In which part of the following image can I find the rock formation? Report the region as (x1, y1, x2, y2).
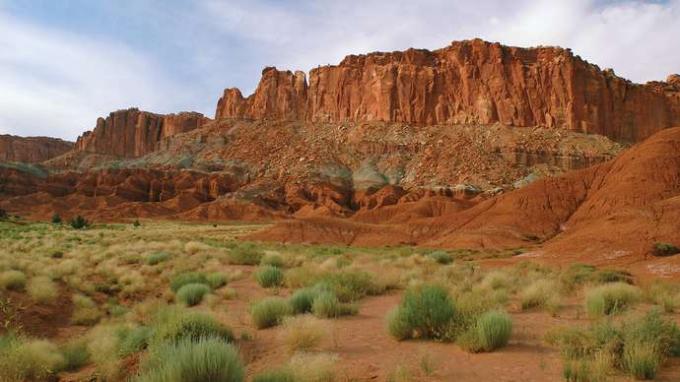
(0, 135, 73, 163)
(216, 39, 680, 143)
(74, 108, 210, 158)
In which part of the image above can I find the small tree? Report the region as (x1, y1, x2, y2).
(51, 213, 62, 224)
(133, 219, 141, 228)
(69, 215, 90, 230)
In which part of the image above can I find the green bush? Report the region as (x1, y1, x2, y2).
(458, 310, 512, 352)
(69, 215, 90, 229)
(136, 337, 244, 382)
(289, 287, 318, 314)
(229, 245, 263, 265)
(0, 270, 27, 291)
(594, 269, 633, 285)
(387, 284, 455, 340)
(207, 272, 228, 289)
(623, 342, 659, 380)
(170, 272, 208, 292)
(253, 368, 295, 382)
(60, 340, 90, 371)
(653, 242, 680, 257)
(260, 253, 285, 268)
(317, 270, 379, 302)
(251, 298, 291, 329)
(152, 308, 234, 344)
(51, 213, 62, 224)
(311, 291, 357, 318)
(585, 282, 640, 317)
(176, 283, 211, 306)
(427, 250, 453, 264)
(147, 252, 171, 265)
(118, 326, 153, 357)
(562, 359, 593, 382)
(255, 265, 284, 288)
(0, 208, 7, 220)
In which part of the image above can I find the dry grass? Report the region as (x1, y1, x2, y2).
(280, 315, 328, 352)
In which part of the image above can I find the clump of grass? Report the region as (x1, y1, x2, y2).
(253, 368, 295, 382)
(260, 252, 285, 268)
(206, 272, 228, 289)
(184, 241, 209, 255)
(176, 283, 211, 306)
(0, 270, 27, 291)
(593, 269, 633, 285)
(585, 282, 640, 317)
(646, 282, 680, 313)
(480, 270, 512, 291)
(427, 250, 453, 264)
(69, 215, 90, 229)
(653, 242, 680, 257)
(60, 339, 90, 371)
(458, 310, 512, 353)
(0, 336, 66, 381)
(229, 245, 263, 265)
(27, 276, 58, 303)
(251, 297, 292, 329)
(520, 279, 559, 313)
(71, 294, 102, 325)
(152, 308, 234, 344)
(280, 315, 327, 352)
(287, 352, 337, 382)
(289, 287, 318, 314)
(562, 359, 593, 382)
(255, 265, 284, 288)
(387, 284, 455, 340)
(317, 270, 380, 302)
(136, 337, 244, 382)
(623, 342, 660, 380)
(118, 326, 153, 357)
(147, 252, 171, 265)
(170, 272, 208, 292)
(312, 291, 357, 319)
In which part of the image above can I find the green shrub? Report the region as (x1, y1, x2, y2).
(0, 208, 7, 220)
(51, 213, 62, 224)
(585, 282, 640, 317)
(253, 368, 295, 382)
(69, 215, 90, 229)
(289, 287, 318, 314)
(60, 340, 90, 371)
(118, 326, 153, 357)
(152, 308, 234, 344)
(317, 270, 379, 302)
(147, 252, 171, 265)
(251, 298, 292, 329)
(563, 359, 593, 382)
(559, 263, 596, 293)
(260, 253, 285, 268)
(136, 337, 244, 382)
(594, 269, 633, 285)
(427, 250, 453, 264)
(255, 265, 284, 288)
(0, 337, 66, 381)
(176, 283, 211, 306)
(0, 270, 27, 291)
(459, 310, 512, 353)
(311, 291, 357, 318)
(520, 279, 558, 311)
(623, 342, 659, 380)
(170, 272, 208, 292)
(229, 245, 263, 265)
(387, 284, 455, 340)
(206, 272, 228, 289)
(653, 242, 680, 257)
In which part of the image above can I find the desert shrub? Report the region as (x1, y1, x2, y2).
(585, 282, 640, 317)
(317, 270, 380, 302)
(255, 265, 284, 288)
(60, 340, 90, 371)
(147, 252, 171, 265)
(387, 284, 456, 340)
(51, 213, 62, 224)
(71, 294, 102, 325)
(260, 253, 285, 268)
(289, 287, 319, 314)
(623, 342, 659, 380)
(0, 336, 66, 381)
(229, 245, 263, 265)
(646, 282, 680, 313)
(176, 283, 211, 306)
(520, 279, 560, 313)
(206, 272, 228, 289)
(152, 308, 234, 344)
(427, 250, 453, 264)
(69, 215, 90, 229)
(27, 276, 58, 303)
(280, 315, 326, 352)
(458, 310, 512, 353)
(480, 270, 512, 291)
(653, 242, 680, 257)
(170, 272, 208, 292)
(284, 265, 324, 288)
(253, 369, 295, 382)
(184, 241, 209, 255)
(133, 219, 141, 227)
(136, 337, 244, 382)
(559, 263, 596, 293)
(312, 291, 357, 319)
(251, 297, 292, 329)
(50, 250, 64, 259)
(118, 326, 153, 357)
(594, 269, 633, 285)
(562, 359, 593, 382)
(0, 270, 27, 291)
(0, 208, 7, 220)
(86, 325, 122, 378)
(287, 352, 337, 382)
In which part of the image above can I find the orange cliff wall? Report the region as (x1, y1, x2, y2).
(215, 39, 680, 143)
(0, 135, 73, 163)
(74, 108, 211, 158)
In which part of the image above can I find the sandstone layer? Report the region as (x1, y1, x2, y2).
(0, 135, 73, 163)
(217, 39, 680, 143)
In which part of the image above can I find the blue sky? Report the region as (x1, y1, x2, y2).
(1, 0, 679, 140)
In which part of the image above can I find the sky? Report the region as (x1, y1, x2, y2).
(0, 0, 679, 141)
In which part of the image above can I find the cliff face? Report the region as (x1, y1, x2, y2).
(74, 108, 210, 158)
(216, 39, 680, 143)
(0, 135, 73, 163)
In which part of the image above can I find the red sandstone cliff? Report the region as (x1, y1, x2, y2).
(74, 108, 210, 158)
(216, 39, 680, 143)
(0, 135, 73, 163)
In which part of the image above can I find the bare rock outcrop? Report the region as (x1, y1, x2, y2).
(216, 39, 680, 143)
(0, 135, 73, 163)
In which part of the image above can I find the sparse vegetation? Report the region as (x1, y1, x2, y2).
(653, 242, 680, 257)
(0, 270, 27, 291)
(170, 272, 209, 292)
(255, 265, 284, 288)
(176, 283, 211, 306)
(69, 215, 90, 229)
(458, 310, 512, 353)
(585, 282, 640, 317)
(146, 251, 171, 265)
(387, 284, 455, 340)
(27, 276, 58, 303)
(251, 297, 292, 329)
(280, 315, 327, 352)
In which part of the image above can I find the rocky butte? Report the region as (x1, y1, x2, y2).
(0, 135, 73, 163)
(216, 39, 680, 143)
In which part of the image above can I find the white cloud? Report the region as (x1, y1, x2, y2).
(0, 12, 183, 140)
